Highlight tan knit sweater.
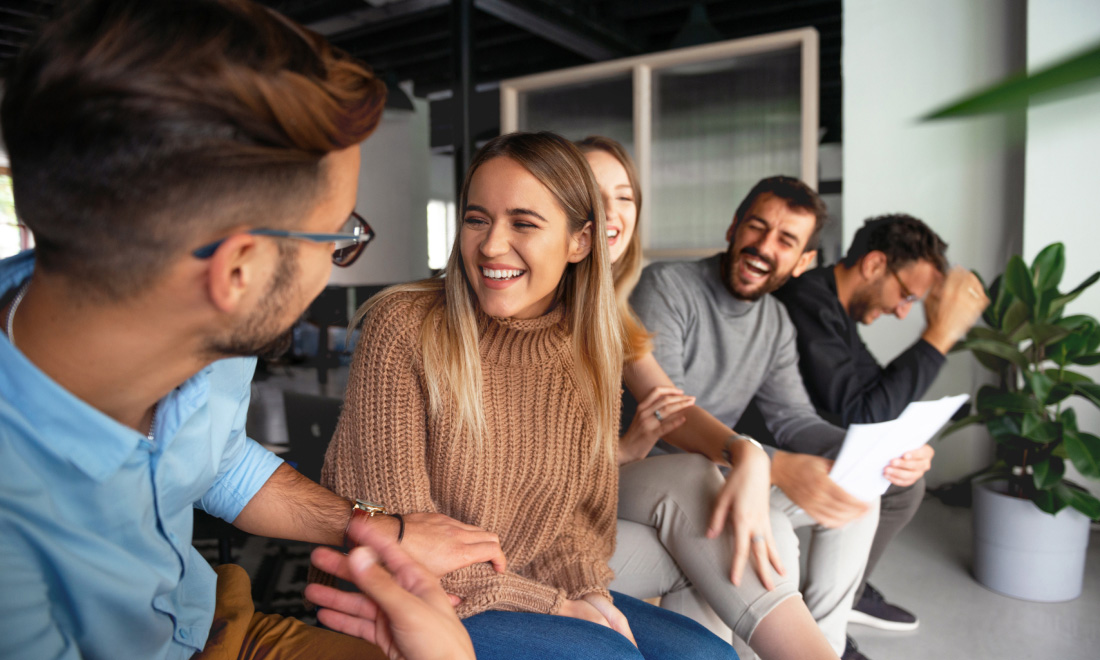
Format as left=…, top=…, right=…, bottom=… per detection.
left=320, top=289, right=619, bottom=618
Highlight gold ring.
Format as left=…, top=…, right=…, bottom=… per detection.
left=654, top=409, right=664, bottom=422
left=968, top=287, right=981, bottom=299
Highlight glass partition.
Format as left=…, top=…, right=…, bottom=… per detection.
left=649, top=47, right=802, bottom=251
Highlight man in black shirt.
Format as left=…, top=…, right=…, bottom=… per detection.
left=772, top=214, right=988, bottom=632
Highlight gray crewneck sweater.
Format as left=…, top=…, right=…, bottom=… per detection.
left=631, top=253, right=845, bottom=458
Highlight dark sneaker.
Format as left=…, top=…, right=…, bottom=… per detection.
left=849, top=583, right=919, bottom=631
left=842, top=636, right=870, bottom=660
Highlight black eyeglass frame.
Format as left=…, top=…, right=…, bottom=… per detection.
left=887, top=266, right=920, bottom=304
left=191, top=212, right=375, bottom=267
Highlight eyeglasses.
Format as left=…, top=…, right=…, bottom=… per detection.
left=191, top=212, right=375, bottom=267
left=888, top=266, right=920, bottom=304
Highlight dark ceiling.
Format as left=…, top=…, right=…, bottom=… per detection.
left=0, top=0, right=842, bottom=142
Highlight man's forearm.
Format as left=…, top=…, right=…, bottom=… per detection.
left=233, top=462, right=362, bottom=546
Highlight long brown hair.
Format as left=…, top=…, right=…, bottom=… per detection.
left=355, top=132, right=624, bottom=457
left=576, top=135, right=651, bottom=360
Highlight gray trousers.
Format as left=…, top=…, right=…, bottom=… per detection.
left=856, top=478, right=925, bottom=601
left=609, top=454, right=880, bottom=657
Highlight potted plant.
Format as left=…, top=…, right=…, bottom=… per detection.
left=942, top=242, right=1100, bottom=601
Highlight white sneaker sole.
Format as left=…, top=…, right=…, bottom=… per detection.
left=848, top=609, right=919, bottom=632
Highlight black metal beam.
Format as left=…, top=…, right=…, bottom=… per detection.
left=475, top=0, right=634, bottom=61
left=306, top=0, right=450, bottom=37
left=452, top=0, right=474, bottom=198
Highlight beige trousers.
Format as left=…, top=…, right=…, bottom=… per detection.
left=194, top=564, right=387, bottom=660
left=609, top=454, right=880, bottom=657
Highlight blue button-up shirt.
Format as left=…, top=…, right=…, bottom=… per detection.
left=0, top=251, right=284, bottom=660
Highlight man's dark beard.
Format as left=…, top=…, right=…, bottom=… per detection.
left=720, top=244, right=788, bottom=302
left=207, top=243, right=301, bottom=360
left=847, top=278, right=884, bottom=323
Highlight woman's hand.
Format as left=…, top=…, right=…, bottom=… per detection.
left=558, top=595, right=637, bottom=647
left=305, top=532, right=475, bottom=660
left=617, top=386, right=695, bottom=465
left=581, top=594, right=638, bottom=647
left=348, top=511, right=506, bottom=577
left=706, top=439, right=785, bottom=589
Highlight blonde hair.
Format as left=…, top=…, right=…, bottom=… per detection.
left=354, top=132, right=624, bottom=457
left=575, top=136, right=651, bottom=360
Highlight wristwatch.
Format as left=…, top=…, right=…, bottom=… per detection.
left=344, top=499, right=404, bottom=547
left=723, top=433, right=764, bottom=466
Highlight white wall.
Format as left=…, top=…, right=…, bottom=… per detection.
left=844, top=0, right=1027, bottom=486
left=1023, top=0, right=1100, bottom=496
left=328, top=97, right=432, bottom=287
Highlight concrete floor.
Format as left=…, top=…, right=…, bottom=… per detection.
left=851, top=498, right=1100, bottom=660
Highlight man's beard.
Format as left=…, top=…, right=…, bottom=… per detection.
left=848, top=277, right=885, bottom=324
left=207, top=243, right=300, bottom=360
left=721, top=244, right=792, bottom=302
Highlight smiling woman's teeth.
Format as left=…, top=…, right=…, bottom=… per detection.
left=482, top=267, right=524, bottom=280
left=607, top=229, right=619, bottom=238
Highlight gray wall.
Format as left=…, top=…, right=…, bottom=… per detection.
left=328, top=97, right=432, bottom=287
left=1023, top=0, right=1100, bottom=496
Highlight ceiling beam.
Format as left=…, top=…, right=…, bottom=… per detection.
left=474, top=0, right=633, bottom=61
left=306, top=0, right=450, bottom=37
left=309, top=0, right=637, bottom=62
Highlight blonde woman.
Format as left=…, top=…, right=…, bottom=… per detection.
left=578, top=136, right=842, bottom=660
left=318, top=132, right=735, bottom=660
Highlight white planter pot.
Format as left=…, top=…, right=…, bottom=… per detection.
left=971, top=480, right=1091, bottom=602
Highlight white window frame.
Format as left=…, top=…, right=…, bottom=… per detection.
left=501, top=28, right=819, bottom=260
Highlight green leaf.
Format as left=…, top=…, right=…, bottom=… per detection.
left=976, top=388, right=1040, bottom=413
left=1056, top=482, right=1100, bottom=520
left=1000, top=299, right=1030, bottom=336
left=1074, top=383, right=1100, bottom=409
left=938, top=414, right=982, bottom=439
left=1018, top=323, right=1072, bottom=349
left=1024, top=371, right=1054, bottom=404
left=1055, top=315, right=1095, bottom=332
left=962, top=338, right=1029, bottom=370
left=968, top=326, right=1009, bottom=343
left=1048, top=271, right=1100, bottom=318
left=984, top=275, right=1007, bottom=328
left=1032, top=489, right=1066, bottom=515
left=1031, top=243, right=1065, bottom=294
left=1047, top=383, right=1075, bottom=405
left=1073, top=353, right=1100, bottom=366
left=1064, top=429, right=1100, bottom=479
left=922, top=41, right=1100, bottom=120
left=1033, top=456, right=1065, bottom=490
left=1061, top=408, right=1078, bottom=433
left=986, top=414, right=1021, bottom=440
left=1003, top=256, right=1036, bottom=310
left=1044, top=368, right=1093, bottom=383
left=1019, top=413, right=1060, bottom=444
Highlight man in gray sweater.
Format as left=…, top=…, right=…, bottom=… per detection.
left=627, top=177, right=933, bottom=660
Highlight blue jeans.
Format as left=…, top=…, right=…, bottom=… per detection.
left=462, top=591, right=737, bottom=660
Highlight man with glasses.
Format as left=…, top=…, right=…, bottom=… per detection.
left=0, top=2, right=492, bottom=659
left=768, top=213, right=988, bottom=634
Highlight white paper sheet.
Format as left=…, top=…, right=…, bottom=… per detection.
left=829, top=394, right=970, bottom=502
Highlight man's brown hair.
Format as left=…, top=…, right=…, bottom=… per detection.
left=842, top=214, right=948, bottom=273
left=1, top=0, right=386, bottom=299
left=732, top=175, right=829, bottom=252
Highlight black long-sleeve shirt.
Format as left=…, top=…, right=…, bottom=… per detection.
left=771, top=265, right=945, bottom=427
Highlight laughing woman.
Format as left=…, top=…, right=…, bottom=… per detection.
left=318, top=132, right=735, bottom=660
left=577, top=135, right=840, bottom=660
